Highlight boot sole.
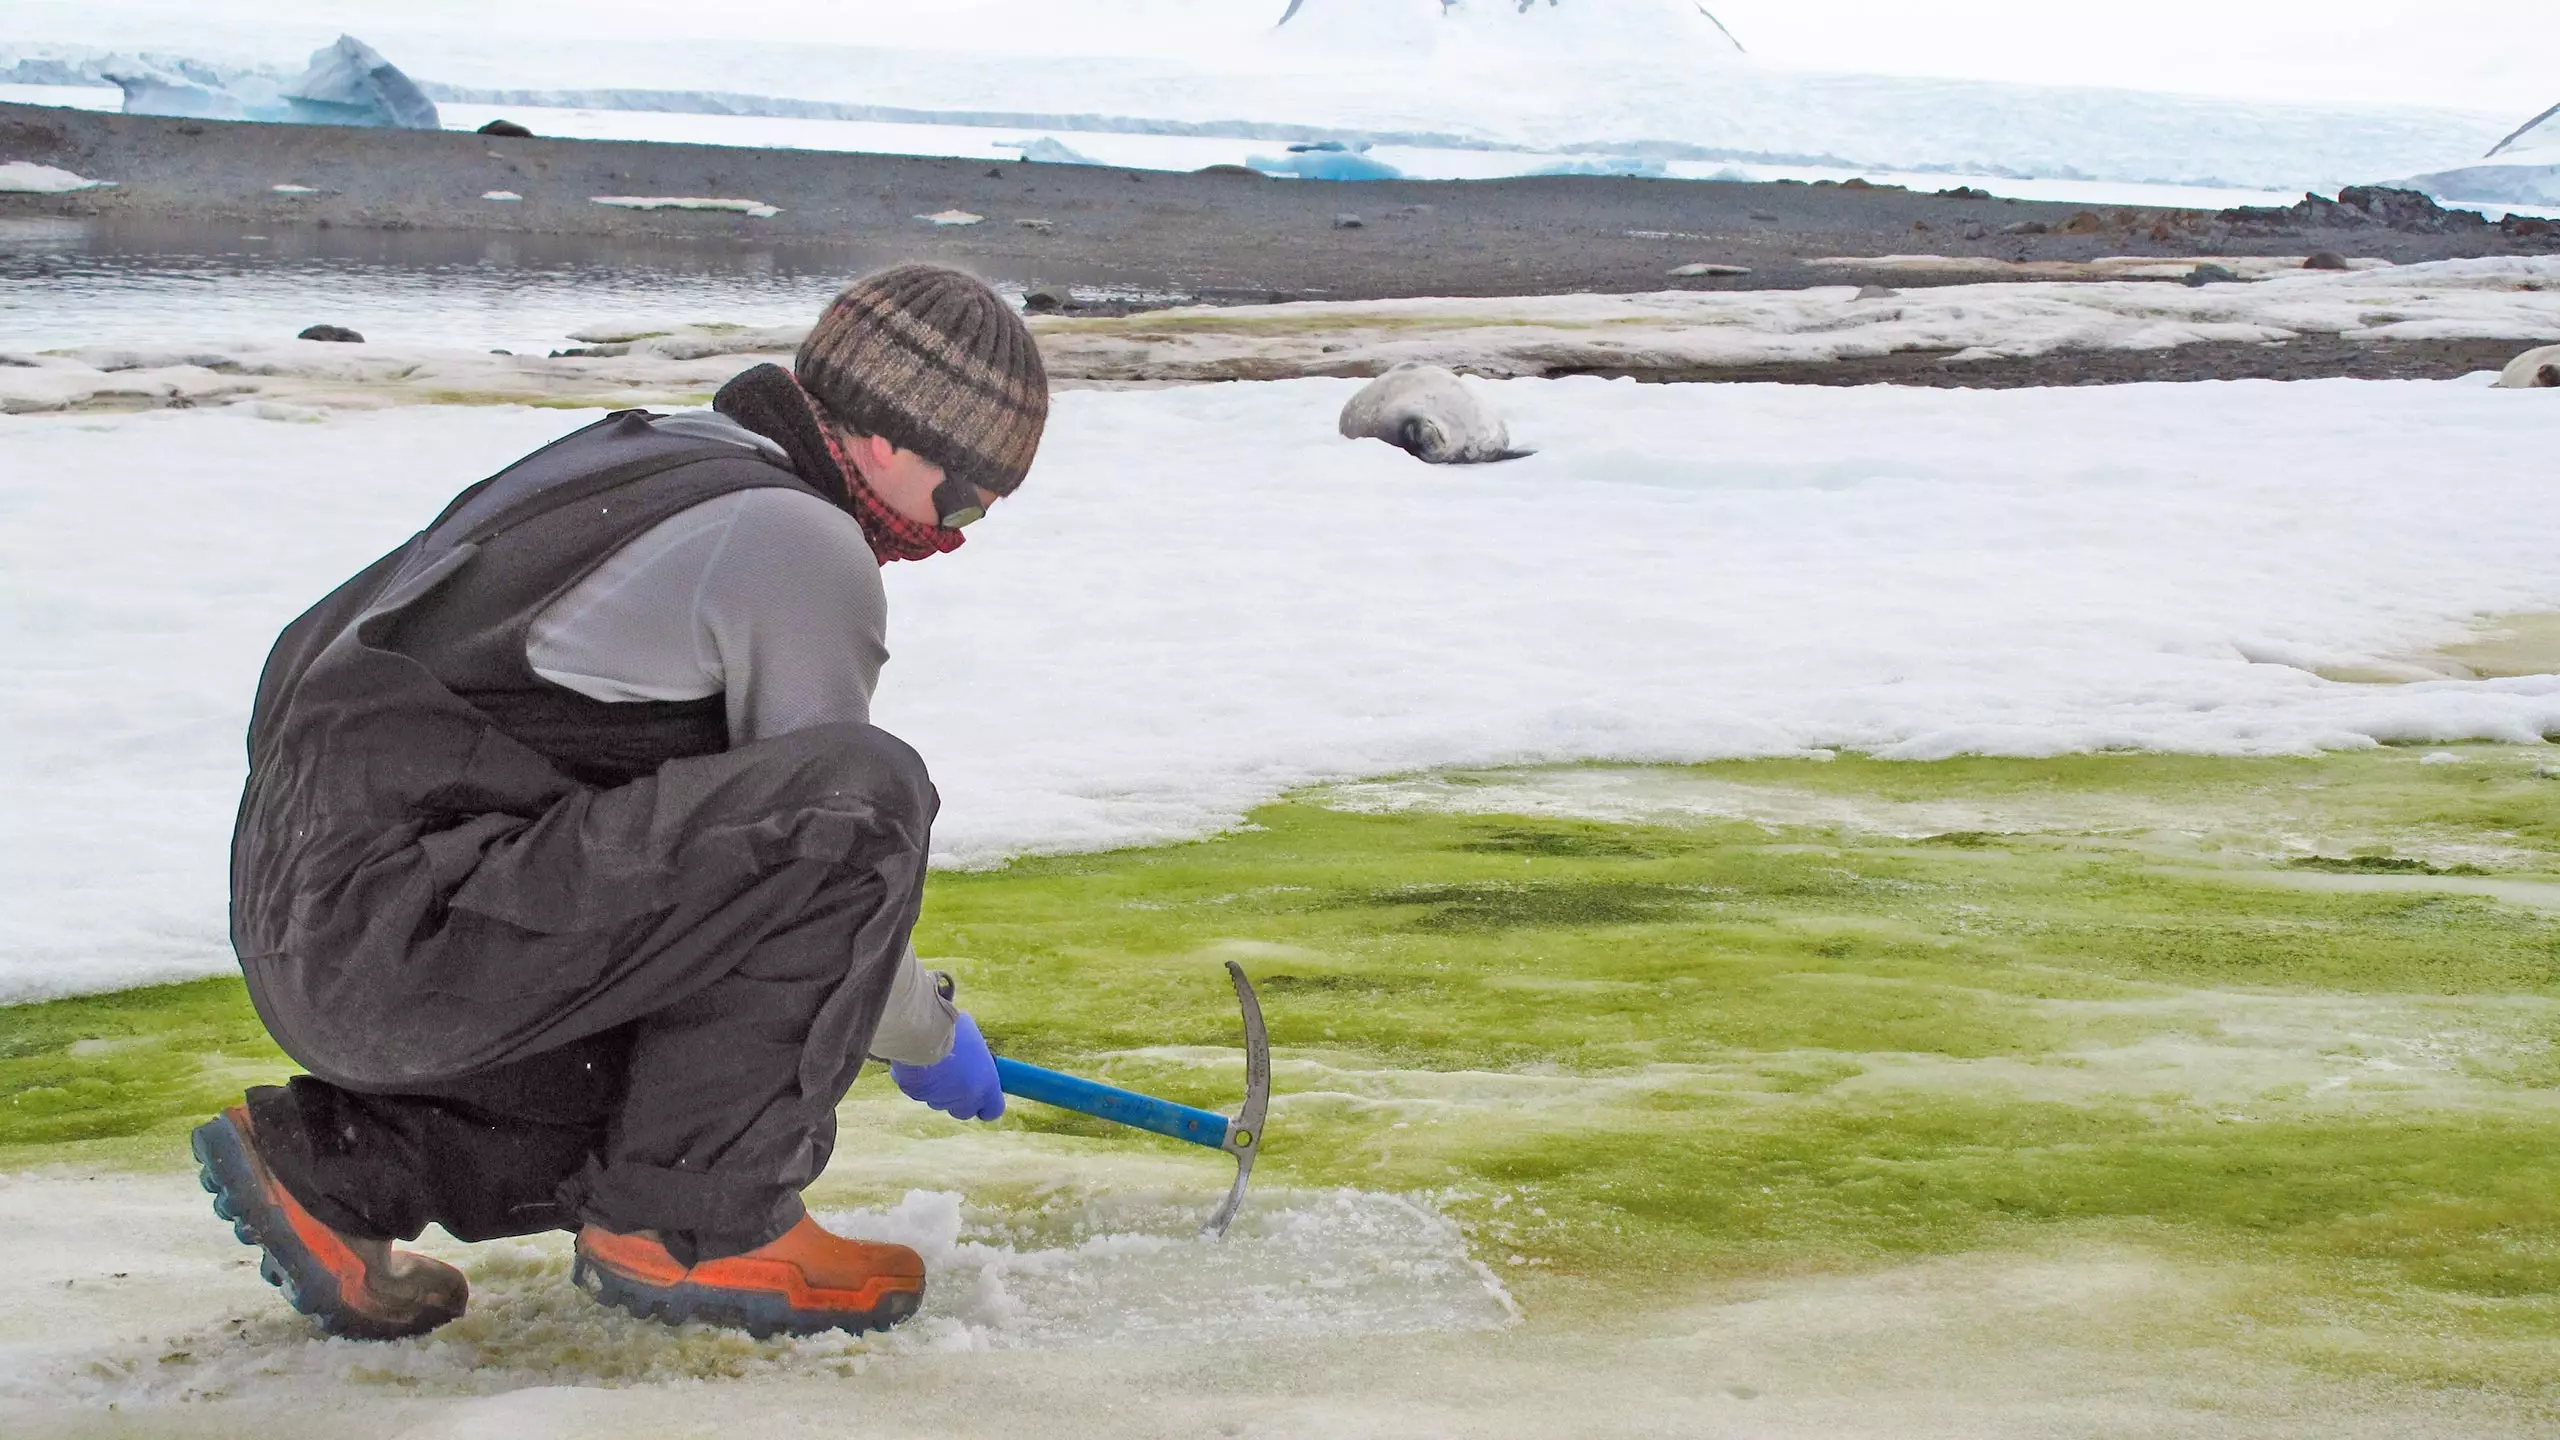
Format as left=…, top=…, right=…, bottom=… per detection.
left=190, top=1112, right=457, bottom=1341
left=572, top=1254, right=923, bottom=1339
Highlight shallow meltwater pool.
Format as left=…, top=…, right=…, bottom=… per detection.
left=0, top=219, right=1176, bottom=354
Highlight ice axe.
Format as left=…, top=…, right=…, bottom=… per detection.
left=992, top=961, right=1269, bottom=1236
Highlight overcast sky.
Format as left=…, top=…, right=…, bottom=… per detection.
left=4, top=1, right=2548, bottom=120
left=1707, top=2, right=2548, bottom=118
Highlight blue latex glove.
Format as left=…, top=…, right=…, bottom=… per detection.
left=891, top=1011, right=1005, bottom=1121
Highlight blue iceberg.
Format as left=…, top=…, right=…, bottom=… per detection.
left=281, top=36, right=440, bottom=130
left=1247, top=142, right=1404, bottom=181
left=105, top=60, right=283, bottom=122
left=111, top=35, right=438, bottom=131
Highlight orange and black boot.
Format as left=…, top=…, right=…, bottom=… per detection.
left=573, top=1215, right=925, bottom=1337
left=189, top=1104, right=468, bottom=1340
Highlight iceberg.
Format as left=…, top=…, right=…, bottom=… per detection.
left=96, top=36, right=436, bottom=131
left=102, top=58, right=285, bottom=122
left=0, top=161, right=115, bottom=193
left=1248, top=142, right=1405, bottom=181
left=1001, top=136, right=1106, bottom=166
left=104, top=65, right=246, bottom=121
left=282, top=35, right=439, bottom=131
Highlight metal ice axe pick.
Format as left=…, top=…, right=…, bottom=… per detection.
left=991, top=961, right=1270, bottom=1237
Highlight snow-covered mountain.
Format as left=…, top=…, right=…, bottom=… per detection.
left=2488, top=104, right=2559, bottom=159
left=2390, top=102, right=2560, bottom=206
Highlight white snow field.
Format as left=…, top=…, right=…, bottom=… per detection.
left=0, top=0, right=2519, bottom=197
left=7, top=374, right=2560, bottom=1003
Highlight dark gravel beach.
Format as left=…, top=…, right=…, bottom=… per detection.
left=7, top=101, right=2557, bottom=384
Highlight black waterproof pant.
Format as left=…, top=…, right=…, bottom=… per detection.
left=242, top=724, right=935, bottom=1264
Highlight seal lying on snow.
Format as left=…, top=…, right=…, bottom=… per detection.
left=2496, top=343, right=2560, bottom=388
left=1338, top=363, right=1533, bottom=464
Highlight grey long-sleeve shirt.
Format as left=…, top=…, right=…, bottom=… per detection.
left=523, top=410, right=957, bottom=1065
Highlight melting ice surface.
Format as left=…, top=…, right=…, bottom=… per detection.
left=835, top=1189, right=1519, bottom=1351
left=0, top=220, right=852, bottom=354
left=30, top=1189, right=1514, bottom=1404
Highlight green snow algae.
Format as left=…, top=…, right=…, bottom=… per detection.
left=6, top=746, right=2558, bottom=1391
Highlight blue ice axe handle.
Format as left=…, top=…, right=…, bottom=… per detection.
left=990, top=961, right=1269, bottom=1236
left=992, top=1059, right=1233, bottom=1148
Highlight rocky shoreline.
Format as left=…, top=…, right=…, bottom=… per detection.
left=12, top=259, right=2556, bottom=414
left=8, top=103, right=2557, bottom=296
left=8, top=101, right=2560, bottom=384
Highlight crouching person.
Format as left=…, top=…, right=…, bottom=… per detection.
left=195, top=265, right=1045, bottom=1339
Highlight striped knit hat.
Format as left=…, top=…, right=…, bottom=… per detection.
left=794, top=264, right=1050, bottom=495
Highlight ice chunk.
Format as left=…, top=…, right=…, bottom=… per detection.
left=93, top=54, right=285, bottom=123
left=101, top=55, right=289, bottom=122
left=0, top=161, right=113, bottom=193
left=1001, top=136, right=1104, bottom=166
left=1246, top=149, right=1404, bottom=181
left=105, top=36, right=432, bottom=129
left=590, top=195, right=782, bottom=218
left=1532, top=157, right=1671, bottom=178
left=282, top=35, right=439, bottom=131
left=102, top=62, right=247, bottom=121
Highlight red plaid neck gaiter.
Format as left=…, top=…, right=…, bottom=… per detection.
left=796, top=382, right=968, bottom=566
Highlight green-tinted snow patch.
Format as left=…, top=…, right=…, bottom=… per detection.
left=6, top=745, right=2558, bottom=1392
left=0, top=978, right=287, bottom=1165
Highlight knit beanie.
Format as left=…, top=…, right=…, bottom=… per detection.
left=794, top=264, right=1050, bottom=496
